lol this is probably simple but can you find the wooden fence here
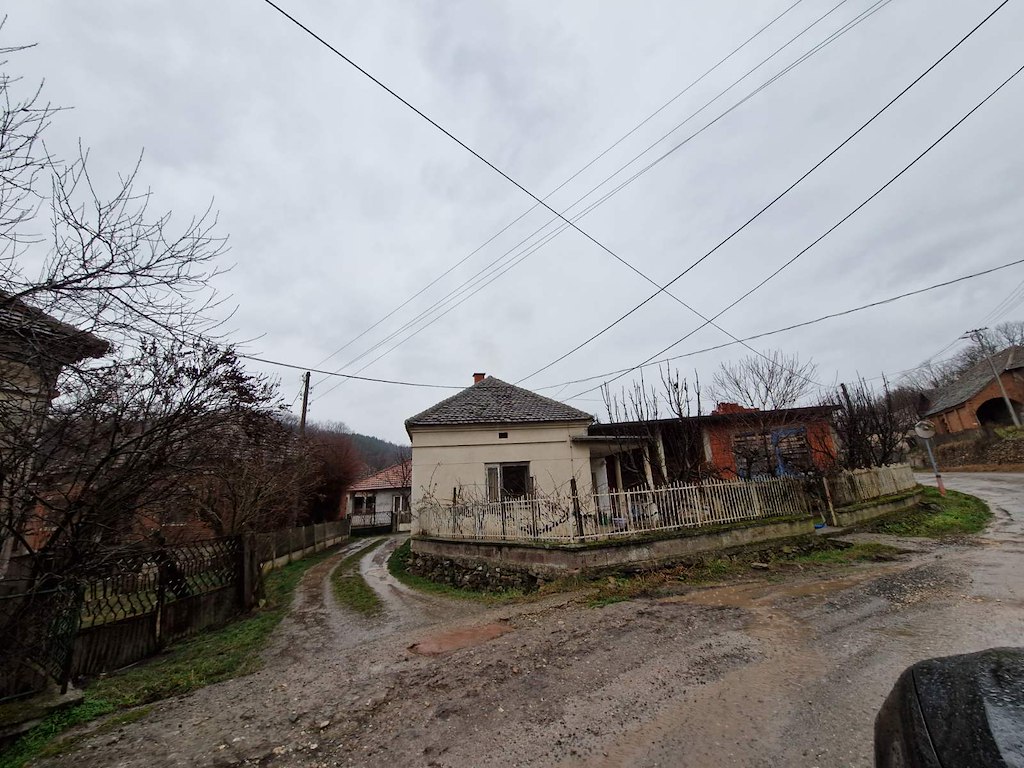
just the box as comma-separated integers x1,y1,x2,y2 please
417,476,811,544
824,464,918,508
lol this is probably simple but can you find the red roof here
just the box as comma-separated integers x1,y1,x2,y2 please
348,461,411,492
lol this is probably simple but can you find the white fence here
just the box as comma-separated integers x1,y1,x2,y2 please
416,476,811,544
825,464,917,508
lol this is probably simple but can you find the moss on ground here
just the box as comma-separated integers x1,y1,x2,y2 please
330,539,387,616
0,544,346,768
859,487,991,538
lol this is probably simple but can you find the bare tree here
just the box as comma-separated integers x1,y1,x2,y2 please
298,420,366,522
601,366,713,488
0,35,272,584
2,343,284,578
710,350,818,410
191,411,317,536
828,377,918,469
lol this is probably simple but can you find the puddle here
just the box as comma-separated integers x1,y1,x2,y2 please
409,622,512,656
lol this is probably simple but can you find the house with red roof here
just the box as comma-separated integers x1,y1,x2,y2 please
344,460,412,532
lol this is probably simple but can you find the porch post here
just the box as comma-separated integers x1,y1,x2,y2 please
654,427,668,484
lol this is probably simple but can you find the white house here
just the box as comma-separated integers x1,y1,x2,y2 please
345,461,412,532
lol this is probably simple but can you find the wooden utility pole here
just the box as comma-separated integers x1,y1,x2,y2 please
299,371,311,436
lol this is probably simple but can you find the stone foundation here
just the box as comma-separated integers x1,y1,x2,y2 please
406,551,538,592
411,515,814,587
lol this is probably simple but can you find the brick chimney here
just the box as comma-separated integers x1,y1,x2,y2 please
473,372,486,384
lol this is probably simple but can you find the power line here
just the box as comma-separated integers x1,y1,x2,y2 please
531,256,1024,395
305,0,809,373
307,0,891,401
564,58,1024,401
516,0,1010,385
236,353,463,389
315,0,885,389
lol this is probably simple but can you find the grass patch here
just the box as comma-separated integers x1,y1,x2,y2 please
330,538,387,616
0,544,346,768
793,541,900,565
995,426,1024,440
861,487,991,538
386,540,526,603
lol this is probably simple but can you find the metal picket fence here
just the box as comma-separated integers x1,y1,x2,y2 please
417,475,811,544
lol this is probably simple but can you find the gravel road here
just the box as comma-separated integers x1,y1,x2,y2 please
37,473,1024,767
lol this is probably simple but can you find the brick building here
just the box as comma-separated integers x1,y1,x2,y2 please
924,346,1024,434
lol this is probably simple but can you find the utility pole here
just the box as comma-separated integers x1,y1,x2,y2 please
963,328,1021,427
299,371,311,437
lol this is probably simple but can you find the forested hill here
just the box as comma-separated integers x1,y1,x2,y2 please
349,432,408,471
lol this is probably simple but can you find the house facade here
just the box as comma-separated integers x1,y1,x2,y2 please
924,347,1024,434
345,461,413,532
406,376,594,523
406,374,838,538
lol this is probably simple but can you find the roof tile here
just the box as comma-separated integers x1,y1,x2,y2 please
925,346,1024,416
405,376,594,428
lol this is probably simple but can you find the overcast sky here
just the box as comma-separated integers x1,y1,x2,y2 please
6,0,1024,443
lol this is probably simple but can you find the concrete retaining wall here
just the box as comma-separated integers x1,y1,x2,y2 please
832,491,921,528
411,515,813,581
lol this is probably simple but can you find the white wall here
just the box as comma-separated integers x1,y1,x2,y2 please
409,421,594,533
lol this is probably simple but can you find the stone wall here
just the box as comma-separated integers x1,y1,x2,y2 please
406,550,538,592
934,430,1024,468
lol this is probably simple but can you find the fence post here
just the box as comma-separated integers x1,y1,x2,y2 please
570,477,584,540
821,476,839,527
238,535,258,610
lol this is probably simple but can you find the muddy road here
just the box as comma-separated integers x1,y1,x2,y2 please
39,473,1024,768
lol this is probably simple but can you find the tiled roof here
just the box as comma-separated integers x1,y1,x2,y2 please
405,376,594,428
348,461,411,492
0,292,109,364
925,346,1024,416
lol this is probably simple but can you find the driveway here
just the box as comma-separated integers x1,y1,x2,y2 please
38,473,1024,767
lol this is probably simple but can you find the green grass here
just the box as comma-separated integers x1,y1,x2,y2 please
0,544,346,768
386,540,526,603
995,426,1024,440
793,541,900,564
330,539,387,616
862,487,991,538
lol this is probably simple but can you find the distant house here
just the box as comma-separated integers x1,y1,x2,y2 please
924,346,1024,434
405,374,837,529
345,461,412,532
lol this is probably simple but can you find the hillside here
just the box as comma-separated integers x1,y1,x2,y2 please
349,432,409,472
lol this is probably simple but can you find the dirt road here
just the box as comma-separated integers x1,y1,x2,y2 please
40,473,1024,767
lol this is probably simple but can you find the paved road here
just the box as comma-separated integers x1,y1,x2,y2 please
38,474,1024,768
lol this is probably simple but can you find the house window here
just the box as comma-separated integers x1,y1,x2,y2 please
391,494,409,513
732,427,810,478
485,462,530,502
